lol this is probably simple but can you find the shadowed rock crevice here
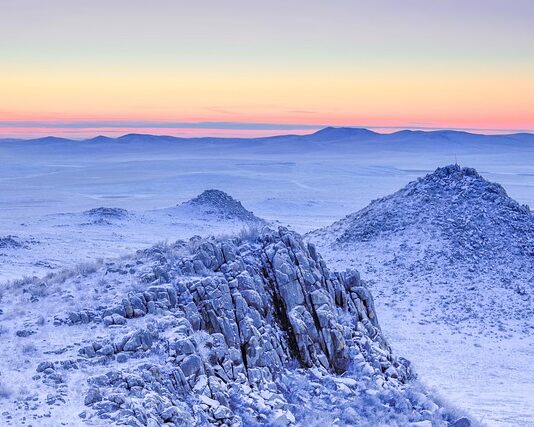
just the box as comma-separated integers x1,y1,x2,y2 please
260,264,304,367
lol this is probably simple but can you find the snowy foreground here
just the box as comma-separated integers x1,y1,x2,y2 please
0,227,472,426
1,129,534,425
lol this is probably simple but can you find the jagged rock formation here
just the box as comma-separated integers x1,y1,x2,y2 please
309,164,534,336
0,228,465,426
181,190,262,222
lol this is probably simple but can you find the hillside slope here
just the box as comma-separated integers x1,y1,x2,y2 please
308,165,534,425
309,164,534,336
0,191,264,281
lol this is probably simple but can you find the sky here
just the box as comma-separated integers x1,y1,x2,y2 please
1,0,533,138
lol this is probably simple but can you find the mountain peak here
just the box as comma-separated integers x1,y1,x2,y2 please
185,189,242,208
26,136,74,143
423,164,480,181
83,135,114,143
311,127,377,139
310,164,532,257
412,164,510,199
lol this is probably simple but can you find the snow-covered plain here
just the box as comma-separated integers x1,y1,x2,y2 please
1,128,534,425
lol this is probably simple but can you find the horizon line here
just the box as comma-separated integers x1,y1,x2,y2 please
1,122,534,140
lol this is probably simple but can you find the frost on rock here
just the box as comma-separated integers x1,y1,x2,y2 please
2,227,463,426
0,235,24,249
0,235,36,250
182,189,263,222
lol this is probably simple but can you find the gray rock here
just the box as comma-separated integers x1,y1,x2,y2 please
84,387,102,406
36,361,54,373
173,338,195,355
213,405,232,420
103,314,127,326
99,344,115,356
452,417,472,427
122,330,153,352
180,354,203,377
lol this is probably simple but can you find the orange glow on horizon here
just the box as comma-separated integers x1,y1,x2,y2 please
1,64,532,137
2,1,533,138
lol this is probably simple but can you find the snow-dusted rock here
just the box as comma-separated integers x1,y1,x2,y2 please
2,227,464,426
181,189,263,222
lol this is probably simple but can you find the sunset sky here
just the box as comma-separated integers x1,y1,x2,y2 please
1,0,533,138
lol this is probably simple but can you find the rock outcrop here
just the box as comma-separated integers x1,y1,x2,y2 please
0,235,36,250
181,190,262,222
0,235,23,249
84,207,130,219
1,228,465,426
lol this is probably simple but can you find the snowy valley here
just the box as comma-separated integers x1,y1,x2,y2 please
1,129,534,426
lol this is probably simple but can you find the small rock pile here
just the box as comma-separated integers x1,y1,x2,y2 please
0,235,23,249
81,207,130,226
84,207,130,221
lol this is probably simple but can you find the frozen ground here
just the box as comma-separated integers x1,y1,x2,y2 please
1,128,534,425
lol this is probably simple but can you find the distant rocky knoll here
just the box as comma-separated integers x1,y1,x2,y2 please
0,235,37,250
0,235,24,249
81,207,131,225
181,190,263,222
84,207,130,219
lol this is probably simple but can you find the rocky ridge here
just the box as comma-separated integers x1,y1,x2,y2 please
0,228,467,426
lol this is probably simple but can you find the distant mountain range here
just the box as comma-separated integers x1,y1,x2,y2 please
2,127,534,144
